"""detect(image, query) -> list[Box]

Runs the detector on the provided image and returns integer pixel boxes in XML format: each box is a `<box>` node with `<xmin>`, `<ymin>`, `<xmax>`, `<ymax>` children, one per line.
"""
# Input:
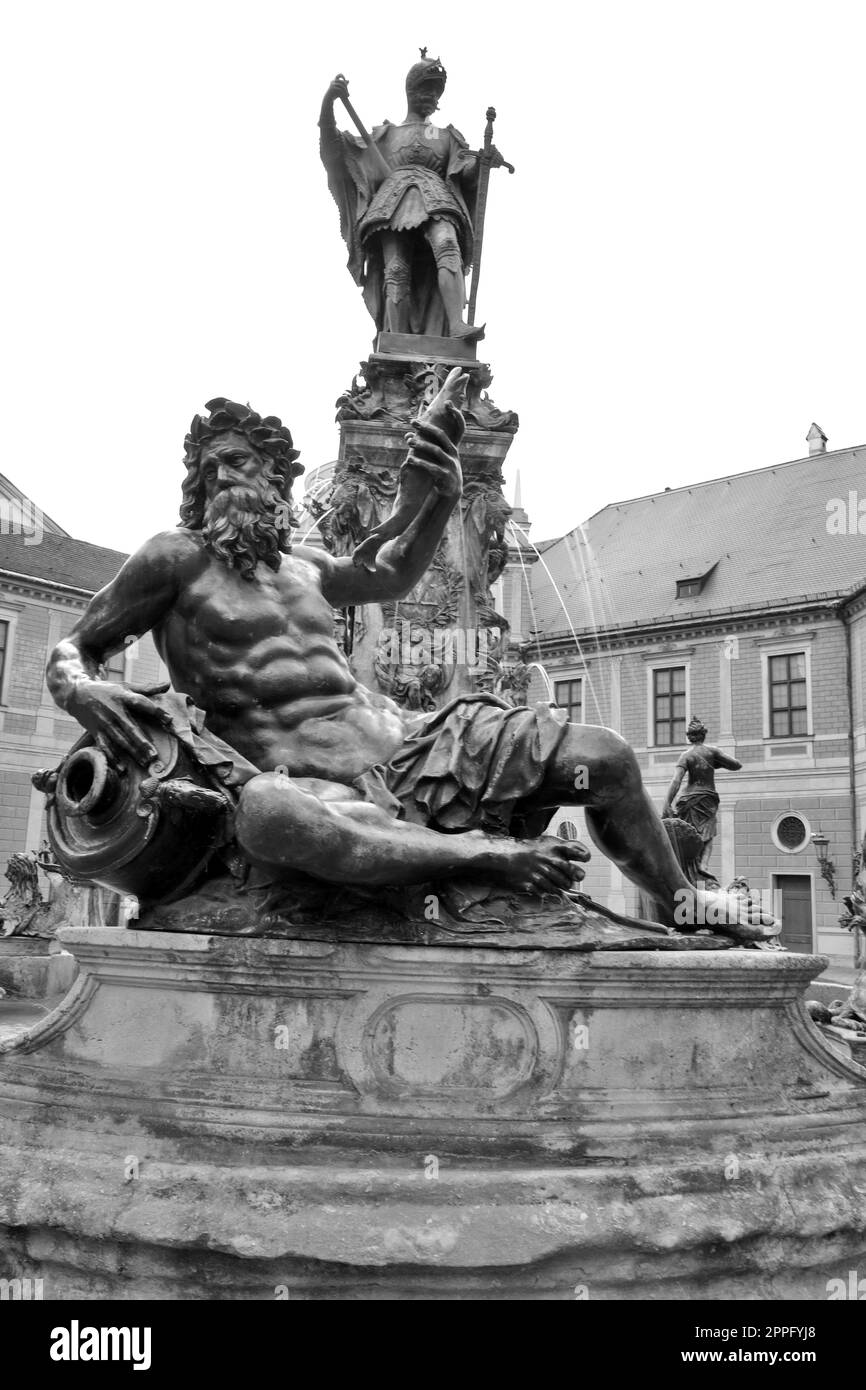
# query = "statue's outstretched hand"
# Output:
<box><xmin>405</xmin><ymin>418</ymin><xmax>463</xmax><ymax>501</ymax></box>
<box><xmin>67</xmin><ymin>679</ymin><xmax>174</xmax><ymax>768</ymax></box>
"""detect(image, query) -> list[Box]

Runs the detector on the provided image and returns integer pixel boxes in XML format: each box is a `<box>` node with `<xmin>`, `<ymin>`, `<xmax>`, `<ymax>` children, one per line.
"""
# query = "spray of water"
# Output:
<box><xmin>566</xmin><ymin>522</ymin><xmax>647</xmax><ymax>728</ymax></box>
<box><xmin>508</xmin><ymin>519</ymin><xmax>604</xmax><ymax>723</ymax></box>
<box><xmin>509</xmin><ymin>524</ymin><xmax>546</xmax><ymax>660</ymax></box>
<box><xmin>526</xmin><ymin>660</ymin><xmax>554</xmax><ymax>701</ymax></box>
<box><xmin>297</xmin><ymin>505</ymin><xmax>335</xmax><ymax>546</ymax></box>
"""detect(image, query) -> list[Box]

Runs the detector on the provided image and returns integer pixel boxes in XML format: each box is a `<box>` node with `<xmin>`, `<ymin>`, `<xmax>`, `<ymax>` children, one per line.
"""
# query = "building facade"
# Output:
<box><xmin>529</xmin><ymin>434</ymin><xmax>866</xmax><ymax>973</ymax></box>
<box><xmin>0</xmin><ymin>499</ymin><xmax>164</xmax><ymax>878</ymax></box>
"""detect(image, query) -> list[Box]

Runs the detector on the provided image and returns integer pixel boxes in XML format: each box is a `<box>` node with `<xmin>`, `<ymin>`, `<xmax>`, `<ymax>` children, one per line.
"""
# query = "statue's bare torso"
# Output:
<box><xmin>154</xmin><ymin>535</ymin><xmax>405</xmax><ymax>781</ymax></box>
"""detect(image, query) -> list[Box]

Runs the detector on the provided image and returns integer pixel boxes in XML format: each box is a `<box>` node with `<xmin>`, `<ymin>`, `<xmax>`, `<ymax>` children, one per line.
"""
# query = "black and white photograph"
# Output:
<box><xmin>0</xmin><ymin>0</ymin><xmax>865</xmax><ymax>1344</ymax></box>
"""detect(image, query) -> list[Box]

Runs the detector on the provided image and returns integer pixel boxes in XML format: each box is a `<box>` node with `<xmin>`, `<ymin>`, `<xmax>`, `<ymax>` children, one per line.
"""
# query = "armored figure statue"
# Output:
<box><xmin>319</xmin><ymin>54</ymin><xmax>506</xmax><ymax>340</ymax></box>
<box><xmin>40</xmin><ymin>390</ymin><xmax>777</xmax><ymax>945</ymax></box>
<box><xmin>663</xmin><ymin>717</ymin><xmax>742</xmax><ymax>878</ymax></box>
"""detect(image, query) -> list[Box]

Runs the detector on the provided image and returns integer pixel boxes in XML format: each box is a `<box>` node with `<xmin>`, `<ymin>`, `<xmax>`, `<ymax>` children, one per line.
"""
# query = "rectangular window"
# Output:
<box><xmin>768</xmin><ymin>652</ymin><xmax>808</xmax><ymax>737</ymax></box>
<box><xmin>555</xmin><ymin>678</ymin><xmax>583</xmax><ymax>723</ymax></box>
<box><xmin>0</xmin><ymin>620</ymin><xmax>7</xmax><ymax>696</ymax></box>
<box><xmin>653</xmin><ymin>666</ymin><xmax>686</xmax><ymax>746</ymax></box>
<box><xmin>676</xmin><ymin>578</ymin><xmax>702</xmax><ymax>598</ymax></box>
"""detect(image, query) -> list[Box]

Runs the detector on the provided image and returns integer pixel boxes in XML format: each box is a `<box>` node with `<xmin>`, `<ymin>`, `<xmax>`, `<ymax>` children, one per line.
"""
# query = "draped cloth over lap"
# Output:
<box><xmin>386</xmin><ymin>694</ymin><xmax>568</xmax><ymax>833</ymax></box>
<box><xmin>156</xmin><ymin>690</ymin><xmax>568</xmax><ymax>839</ymax></box>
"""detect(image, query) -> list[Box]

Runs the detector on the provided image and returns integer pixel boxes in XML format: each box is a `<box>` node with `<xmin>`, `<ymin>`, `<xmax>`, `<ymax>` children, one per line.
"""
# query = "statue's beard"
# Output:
<box><xmin>202</xmin><ymin>479</ymin><xmax>291</xmax><ymax>581</ymax></box>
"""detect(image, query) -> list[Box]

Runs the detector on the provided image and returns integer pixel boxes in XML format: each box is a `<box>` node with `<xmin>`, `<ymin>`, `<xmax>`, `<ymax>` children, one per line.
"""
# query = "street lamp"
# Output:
<box><xmin>811</xmin><ymin>832</ymin><xmax>836</xmax><ymax>898</ymax></box>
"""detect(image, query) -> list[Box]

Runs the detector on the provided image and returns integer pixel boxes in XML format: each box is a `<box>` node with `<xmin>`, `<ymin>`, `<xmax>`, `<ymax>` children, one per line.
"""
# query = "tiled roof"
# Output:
<box><xmin>530</xmin><ymin>444</ymin><xmax>866</xmax><ymax>637</ymax></box>
<box><xmin>0</xmin><ymin>530</ymin><xmax>126</xmax><ymax>594</ymax></box>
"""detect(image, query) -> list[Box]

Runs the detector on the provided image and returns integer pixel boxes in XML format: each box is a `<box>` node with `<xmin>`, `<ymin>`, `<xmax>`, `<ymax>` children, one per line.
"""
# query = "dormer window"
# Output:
<box><xmin>675</xmin><ymin>561</ymin><xmax>717</xmax><ymax>600</ymax></box>
<box><xmin>676</xmin><ymin>577</ymin><xmax>703</xmax><ymax>598</ymax></box>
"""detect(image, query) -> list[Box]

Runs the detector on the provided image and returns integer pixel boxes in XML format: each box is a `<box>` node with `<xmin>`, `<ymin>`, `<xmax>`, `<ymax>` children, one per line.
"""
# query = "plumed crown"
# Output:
<box><xmin>405</xmin><ymin>49</ymin><xmax>447</xmax><ymax>98</ymax></box>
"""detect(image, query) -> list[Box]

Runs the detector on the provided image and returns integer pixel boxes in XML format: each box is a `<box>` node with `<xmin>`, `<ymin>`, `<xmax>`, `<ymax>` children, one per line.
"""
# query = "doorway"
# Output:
<box><xmin>774</xmin><ymin>874</ymin><xmax>814</xmax><ymax>953</ymax></box>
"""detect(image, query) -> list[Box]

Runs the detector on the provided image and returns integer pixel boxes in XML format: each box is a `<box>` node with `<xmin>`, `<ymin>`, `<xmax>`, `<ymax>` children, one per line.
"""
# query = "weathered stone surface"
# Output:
<box><xmin>1</xmin><ymin>928</ymin><xmax>865</xmax><ymax>1298</ymax></box>
<box><xmin>0</xmin><ymin>938</ymin><xmax>77</xmax><ymax>999</ymax></box>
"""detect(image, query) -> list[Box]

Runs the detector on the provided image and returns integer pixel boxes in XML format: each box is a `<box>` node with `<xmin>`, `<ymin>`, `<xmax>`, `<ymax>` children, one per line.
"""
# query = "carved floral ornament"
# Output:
<box><xmin>335</xmin><ymin>359</ymin><xmax>517</xmax><ymax>432</ymax></box>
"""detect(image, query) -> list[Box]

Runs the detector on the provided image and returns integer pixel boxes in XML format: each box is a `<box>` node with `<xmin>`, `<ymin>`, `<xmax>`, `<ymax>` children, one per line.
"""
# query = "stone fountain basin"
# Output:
<box><xmin>0</xmin><ymin>934</ymin><xmax>77</xmax><ymax>999</ymax></box>
<box><xmin>0</xmin><ymin>926</ymin><xmax>865</xmax><ymax>1298</ymax></box>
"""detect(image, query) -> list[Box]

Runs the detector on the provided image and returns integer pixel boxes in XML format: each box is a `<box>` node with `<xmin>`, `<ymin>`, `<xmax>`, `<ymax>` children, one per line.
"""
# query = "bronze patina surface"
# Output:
<box><xmin>37</xmin><ymin>385</ymin><xmax>775</xmax><ymax>947</ymax></box>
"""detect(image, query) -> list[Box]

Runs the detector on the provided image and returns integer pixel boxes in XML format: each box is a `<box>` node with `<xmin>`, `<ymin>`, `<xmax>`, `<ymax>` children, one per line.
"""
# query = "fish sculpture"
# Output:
<box><xmin>351</xmin><ymin>366</ymin><xmax>468</xmax><ymax>571</ymax></box>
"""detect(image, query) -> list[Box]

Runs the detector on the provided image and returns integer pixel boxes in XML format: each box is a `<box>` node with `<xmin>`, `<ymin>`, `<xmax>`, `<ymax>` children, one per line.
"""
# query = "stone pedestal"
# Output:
<box><xmin>1</xmin><ymin>927</ymin><xmax>865</xmax><ymax>1298</ymax></box>
<box><xmin>0</xmin><ymin>937</ymin><xmax>77</xmax><ymax>1000</ymax></box>
<box><xmin>317</xmin><ymin>349</ymin><xmax>518</xmax><ymax>711</ymax></box>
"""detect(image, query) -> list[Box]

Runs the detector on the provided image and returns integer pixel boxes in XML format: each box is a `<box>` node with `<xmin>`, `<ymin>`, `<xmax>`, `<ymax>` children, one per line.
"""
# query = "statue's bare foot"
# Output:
<box><xmin>493</xmin><ymin>836</ymin><xmax>590</xmax><ymax>895</ymax></box>
<box><xmin>688</xmin><ymin>886</ymin><xmax>781</xmax><ymax>943</ymax></box>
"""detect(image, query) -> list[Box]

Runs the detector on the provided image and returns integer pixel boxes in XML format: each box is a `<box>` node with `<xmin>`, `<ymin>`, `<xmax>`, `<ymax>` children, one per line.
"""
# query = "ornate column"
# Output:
<box><xmin>313</xmin><ymin>346</ymin><xmax>518</xmax><ymax>712</ymax></box>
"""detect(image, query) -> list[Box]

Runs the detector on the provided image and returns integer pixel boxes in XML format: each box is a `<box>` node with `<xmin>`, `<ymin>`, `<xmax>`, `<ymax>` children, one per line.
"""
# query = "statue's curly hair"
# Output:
<box><xmin>179</xmin><ymin>397</ymin><xmax>304</xmax><ymax>530</ymax></box>
<box><xmin>5</xmin><ymin>852</ymin><xmax>39</xmax><ymax>898</ymax></box>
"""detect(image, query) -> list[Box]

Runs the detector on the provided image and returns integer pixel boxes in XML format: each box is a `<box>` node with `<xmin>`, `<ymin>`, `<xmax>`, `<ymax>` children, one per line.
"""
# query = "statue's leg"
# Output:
<box><xmin>380</xmin><ymin>233</ymin><xmax>411</xmax><ymax>334</ymax></box>
<box><xmin>532</xmin><ymin>725</ymin><xmax>776</xmax><ymax>935</ymax></box>
<box><xmin>423</xmin><ymin>221</ymin><xmax>469</xmax><ymax>335</ymax></box>
<box><xmin>234</xmin><ymin>771</ymin><xmax>588</xmax><ymax>894</ymax></box>
<box><xmin>532</xmin><ymin>725</ymin><xmax>689</xmax><ymax>910</ymax></box>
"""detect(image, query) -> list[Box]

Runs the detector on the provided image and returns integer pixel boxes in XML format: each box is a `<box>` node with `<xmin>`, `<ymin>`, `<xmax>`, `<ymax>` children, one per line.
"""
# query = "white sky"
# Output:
<box><xmin>3</xmin><ymin>0</ymin><xmax>865</xmax><ymax>554</ymax></box>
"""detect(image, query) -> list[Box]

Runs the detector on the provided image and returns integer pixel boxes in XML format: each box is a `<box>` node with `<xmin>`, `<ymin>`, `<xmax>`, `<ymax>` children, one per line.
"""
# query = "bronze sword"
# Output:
<box><xmin>467</xmin><ymin>107</ymin><xmax>515</xmax><ymax>327</ymax></box>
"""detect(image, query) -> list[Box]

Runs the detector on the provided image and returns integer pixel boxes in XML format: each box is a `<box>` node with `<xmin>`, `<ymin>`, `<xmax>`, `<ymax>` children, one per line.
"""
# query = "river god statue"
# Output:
<box><xmin>34</xmin><ymin>385</ymin><xmax>779</xmax><ymax>946</ymax></box>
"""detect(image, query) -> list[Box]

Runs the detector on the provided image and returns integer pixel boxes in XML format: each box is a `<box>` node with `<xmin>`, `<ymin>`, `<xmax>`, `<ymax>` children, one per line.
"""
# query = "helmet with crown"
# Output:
<box><xmin>405</xmin><ymin>47</ymin><xmax>447</xmax><ymax>100</ymax></box>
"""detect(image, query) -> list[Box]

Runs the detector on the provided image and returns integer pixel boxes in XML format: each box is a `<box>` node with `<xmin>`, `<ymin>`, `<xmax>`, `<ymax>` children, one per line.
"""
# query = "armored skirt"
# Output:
<box><xmin>355</xmin><ymin>125</ymin><xmax>474</xmax><ymax>259</ymax></box>
<box><xmin>358</xmin><ymin>165</ymin><xmax>470</xmax><ymax>246</ymax></box>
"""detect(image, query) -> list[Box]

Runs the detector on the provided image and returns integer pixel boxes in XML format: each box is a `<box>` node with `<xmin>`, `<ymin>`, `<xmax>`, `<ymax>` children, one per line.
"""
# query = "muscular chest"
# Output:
<box><xmin>170</xmin><ymin>557</ymin><xmax>334</xmax><ymax>648</ymax></box>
